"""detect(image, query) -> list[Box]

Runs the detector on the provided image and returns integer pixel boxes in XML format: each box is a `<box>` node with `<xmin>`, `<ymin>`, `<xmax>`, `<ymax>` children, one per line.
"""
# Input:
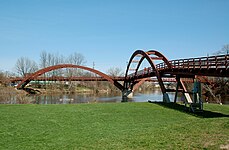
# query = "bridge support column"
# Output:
<box><xmin>122</xmin><ymin>89</ymin><xmax>133</xmax><ymax>102</ymax></box>
<box><xmin>163</xmin><ymin>93</ymin><xmax>170</xmax><ymax>103</ymax></box>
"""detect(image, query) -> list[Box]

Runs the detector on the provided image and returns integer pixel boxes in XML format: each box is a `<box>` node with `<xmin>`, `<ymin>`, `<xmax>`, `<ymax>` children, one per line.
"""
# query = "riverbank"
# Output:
<box><xmin>0</xmin><ymin>103</ymin><xmax>228</xmax><ymax>149</ymax></box>
<box><xmin>0</xmin><ymin>86</ymin><xmax>30</xmax><ymax>104</ymax></box>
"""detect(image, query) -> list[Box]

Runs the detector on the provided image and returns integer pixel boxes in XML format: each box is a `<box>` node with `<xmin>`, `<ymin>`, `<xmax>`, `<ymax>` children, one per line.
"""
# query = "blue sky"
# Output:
<box><xmin>0</xmin><ymin>0</ymin><xmax>228</xmax><ymax>73</ymax></box>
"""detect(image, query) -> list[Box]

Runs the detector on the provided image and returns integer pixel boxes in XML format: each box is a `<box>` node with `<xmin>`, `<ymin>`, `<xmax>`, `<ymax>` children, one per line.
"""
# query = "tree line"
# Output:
<box><xmin>15</xmin><ymin>51</ymin><xmax>123</xmax><ymax>78</ymax></box>
<box><xmin>15</xmin><ymin>51</ymin><xmax>87</xmax><ymax>77</ymax></box>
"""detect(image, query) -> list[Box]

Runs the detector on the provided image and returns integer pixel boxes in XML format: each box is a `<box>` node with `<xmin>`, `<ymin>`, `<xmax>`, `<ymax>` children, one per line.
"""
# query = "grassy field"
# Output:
<box><xmin>0</xmin><ymin>102</ymin><xmax>228</xmax><ymax>150</ymax></box>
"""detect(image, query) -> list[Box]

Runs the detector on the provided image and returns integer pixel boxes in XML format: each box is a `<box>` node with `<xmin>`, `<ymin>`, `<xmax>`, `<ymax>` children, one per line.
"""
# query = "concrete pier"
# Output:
<box><xmin>163</xmin><ymin>93</ymin><xmax>170</xmax><ymax>103</ymax></box>
<box><xmin>122</xmin><ymin>89</ymin><xmax>133</xmax><ymax>102</ymax></box>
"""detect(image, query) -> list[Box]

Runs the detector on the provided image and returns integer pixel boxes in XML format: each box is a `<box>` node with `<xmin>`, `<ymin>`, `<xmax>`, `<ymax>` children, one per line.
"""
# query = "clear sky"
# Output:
<box><xmin>0</xmin><ymin>0</ymin><xmax>228</xmax><ymax>73</ymax></box>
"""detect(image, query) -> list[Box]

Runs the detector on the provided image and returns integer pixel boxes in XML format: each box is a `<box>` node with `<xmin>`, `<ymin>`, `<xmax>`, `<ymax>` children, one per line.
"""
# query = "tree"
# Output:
<box><xmin>15</xmin><ymin>57</ymin><xmax>38</xmax><ymax>77</ymax></box>
<box><xmin>40</xmin><ymin>51</ymin><xmax>65</xmax><ymax>77</ymax></box>
<box><xmin>213</xmin><ymin>44</ymin><xmax>229</xmax><ymax>55</ymax></box>
<box><xmin>0</xmin><ymin>71</ymin><xmax>10</xmax><ymax>87</ymax></box>
<box><xmin>39</xmin><ymin>51</ymin><xmax>48</xmax><ymax>87</ymax></box>
<box><xmin>64</xmin><ymin>53</ymin><xmax>86</xmax><ymax>90</ymax></box>
<box><xmin>106</xmin><ymin>67</ymin><xmax>124</xmax><ymax>77</ymax></box>
<box><xmin>66</xmin><ymin>52</ymin><xmax>86</xmax><ymax>77</ymax></box>
<box><xmin>222</xmin><ymin>44</ymin><xmax>229</xmax><ymax>54</ymax></box>
<box><xmin>68</xmin><ymin>52</ymin><xmax>86</xmax><ymax>65</ymax></box>
<box><xmin>50</xmin><ymin>53</ymin><xmax>64</xmax><ymax>77</ymax></box>
<box><xmin>105</xmin><ymin>67</ymin><xmax>124</xmax><ymax>92</ymax></box>
<box><xmin>205</xmin><ymin>44</ymin><xmax>229</xmax><ymax>103</ymax></box>
<box><xmin>40</xmin><ymin>51</ymin><xmax>48</xmax><ymax>69</ymax></box>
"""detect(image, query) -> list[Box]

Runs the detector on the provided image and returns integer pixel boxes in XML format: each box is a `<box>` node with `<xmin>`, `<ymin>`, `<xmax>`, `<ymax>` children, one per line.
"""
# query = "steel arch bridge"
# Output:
<box><xmin>16</xmin><ymin>49</ymin><xmax>228</xmax><ymax>111</ymax></box>
<box><xmin>16</xmin><ymin>64</ymin><xmax>124</xmax><ymax>90</ymax></box>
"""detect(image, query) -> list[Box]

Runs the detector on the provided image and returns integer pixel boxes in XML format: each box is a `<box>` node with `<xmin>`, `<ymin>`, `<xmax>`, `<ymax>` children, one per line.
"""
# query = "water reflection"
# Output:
<box><xmin>33</xmin><ymin>93</ymin><xmax>121</xmax><ymax>104</ymax></box>
<box><xmin>2</xmin><ymin>89</ymin><xmax>228</xmax><ymax>104</ymax></box>
<box><xmin>30</xmin><ymin>90</ymin><xmax>178</xmax><ymax>104</ymax></box>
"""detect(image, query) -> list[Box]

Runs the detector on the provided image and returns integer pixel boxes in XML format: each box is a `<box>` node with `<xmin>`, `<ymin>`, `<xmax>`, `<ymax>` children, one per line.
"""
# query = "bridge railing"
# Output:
<box><xmin>156</xmin><ymin>54</ymin><xmax>228</xmax><ymax>70</ymax></box>
<box><xmin>127</xmin><ymin>54</ymin><xmax>228</xmax><ymax>78</ymax></box>
<box><xmin>127</xmin><ymin>67</ymin><xmax>154</xmax><ymax>79</ymax></box>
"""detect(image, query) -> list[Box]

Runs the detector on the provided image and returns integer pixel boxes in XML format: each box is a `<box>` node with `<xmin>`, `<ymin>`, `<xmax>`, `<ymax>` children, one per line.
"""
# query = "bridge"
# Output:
<box><xmin>11</xmin><ymin>76</ymin><xmax>215</xmax><ymax>83</ymax></box>
<box><xmin>14</xmin><ymin>50</ymin><xmax>228</xmax><ymax>112</ymax></box>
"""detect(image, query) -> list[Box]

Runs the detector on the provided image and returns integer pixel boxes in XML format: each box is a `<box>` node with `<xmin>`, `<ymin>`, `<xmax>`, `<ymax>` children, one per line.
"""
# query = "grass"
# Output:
<box><xmin>0</xmin><ymin>103</ymin><xmax>228</xmax><ymax>150</ymax></box>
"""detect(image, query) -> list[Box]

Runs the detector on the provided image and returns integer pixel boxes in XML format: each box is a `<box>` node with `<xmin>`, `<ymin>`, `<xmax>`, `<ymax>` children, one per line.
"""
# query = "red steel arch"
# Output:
<box><xmin>124</xmin><ymin>50</ymin><xmax>172</xmax><ymax>94</ymax></box>
<box><xmin>17</xmin><ymin>64</ymin><xmax>124</xmax><ymax>90</ymax></box>
<box><xmin>134</xmin><ymin>50</ymin><xmax>171</xmax><ymax>76</ymax></box>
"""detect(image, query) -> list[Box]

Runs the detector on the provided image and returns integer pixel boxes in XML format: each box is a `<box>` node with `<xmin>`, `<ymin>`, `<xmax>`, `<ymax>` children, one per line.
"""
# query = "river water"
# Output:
<box><xmin>29</xmin><ymin>90</ymin><xmax>178</xmax><ymax>104</ymax></box>
<box><xmin>3</xmin><ymin>89</ymin><xmax>228</xmax><ymax>104</ymax></box>
<box><xmin>3</xmin><ymin>90</ymin><xmax>228</xmax><ymax>104</ymax></box>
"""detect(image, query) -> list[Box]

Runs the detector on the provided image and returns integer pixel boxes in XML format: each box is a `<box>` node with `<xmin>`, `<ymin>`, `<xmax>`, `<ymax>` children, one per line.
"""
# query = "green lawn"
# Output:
<box><xmin>0</xmin><ymin>103</ymin><xmax>228</xmax><ymax>150</ymax></box>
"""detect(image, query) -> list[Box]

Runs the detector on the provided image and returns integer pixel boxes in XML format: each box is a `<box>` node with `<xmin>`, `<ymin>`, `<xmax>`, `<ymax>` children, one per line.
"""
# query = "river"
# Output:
<box><xmin>3</xmin><ymin>89</ymin><xmax>229</xmax><ymax>104</ymax></box>
<box><xmin>27</xmin><ymin>90</ymin><xmax>178</xmax><ymax>104</ymax></box>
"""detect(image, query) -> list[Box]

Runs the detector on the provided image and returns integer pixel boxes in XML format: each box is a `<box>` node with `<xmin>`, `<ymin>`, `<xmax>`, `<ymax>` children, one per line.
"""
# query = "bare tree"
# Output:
<box><xmin>64</xmin><ymin>52</ymin><xmax>86</xmax><ymax>90</ymax></box>
<box><xmin>39</xmin><ymin>51</ymin><xmax>49</xmax><ymax>88</ymax></box>
<box><xmin>15</xmin><ymin>57</ymin><xmax>38</xmax><ymax>77</ymax></box>
<box><xmin>38</xmin><ymin>51</ymin><xmax>87</xmax><ymax>90</ymax></box>
<box><xmin>222</xmin><ymin>44</ymin><xmax>229</xmax><ymax>54</ymax></box>
<box><xmin>205</xmin><ymin>44</ymin><xmax>229</xmax><ymax>103</ymax></box>
<box><xmin>106</xmin><ymin>67</ymin><xmax>124</xmax><ymax>77</ymax></box>
<box><xmin>50</xmin><ymin>53</ymin><xmax>63</xmax><ymax>76</ymax></box>
<box><xmin>0</xmin><ymin>71</ymin><xmax>10</xmax><ymax>87</ymax></box>
<box><xmin>40</xmin><ymin>52</ymin><xmax>65</xmax><ymax>77</ymax></box>
<box><xmin>213</xmin><ymin>44</ymin><xmax>229</xmax><ymax>55</ymax></box>
<box><xmin>66</xmin><ymin>52</ymin><xmax>86</xmax><ymax>77</ymax></box>
<box><xmin>39</xmin><ymin>51</ymin><xmax>65</xmax><ymax>89</ymax></box>
<box><xmin>40</xmin><ymin>51</ymin><xmax>48</xmax><ymax>69</ymax></box>
<box><xmin>47</xmin><ymin>53</ymin><xmax>51</xmax><ymax>67</ymax></box>
<box><xmin>68</xmin><ymin>52</ymin><xmax>86</xmax><ymax>65</ymax></box>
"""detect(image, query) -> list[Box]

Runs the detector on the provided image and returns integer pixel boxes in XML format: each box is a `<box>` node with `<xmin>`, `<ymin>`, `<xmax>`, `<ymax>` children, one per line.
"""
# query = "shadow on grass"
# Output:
<box><xmin>148</xmin><ymin>101</ymin><xmax>229</xmax><ymax>118</ymax></box>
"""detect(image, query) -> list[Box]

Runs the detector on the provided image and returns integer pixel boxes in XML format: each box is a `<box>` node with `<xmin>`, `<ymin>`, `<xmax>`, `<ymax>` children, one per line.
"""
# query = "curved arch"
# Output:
<box><xmin>17</xmin><ymin>64</ymin><xmax>124</xmax><ymax>90</ymax></box>
<box><xmin>132</xmin><ymin>78</ymin><xmax>150</xmax><ymax>92</ymax></box>
<box><xmin>124</xmin><ymin>50</ymin><xmax>172</xmax><ymax>94</ymax></box>
<box><xmin>146</xmin><ymin>50</ymin><xmax>171</xmax><ymax>68</ymax></box>
<box><xmin>124</xmin><ymin>50</ymin><xmax>144</xmax><ymax>78</ymax></box>
<box><xmin>133</xmin><ymin>50</ymin><xmax>171</xmax><ymax>76</ymax></box>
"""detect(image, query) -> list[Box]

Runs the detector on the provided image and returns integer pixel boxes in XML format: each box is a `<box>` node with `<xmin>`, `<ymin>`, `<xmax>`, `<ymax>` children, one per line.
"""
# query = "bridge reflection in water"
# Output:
<box><xmin>7</xmin><ymin>90</ymin><xmax>178</xmax><ymax>104</ymax></box>
<box><xmin>4</xmin><ymin>91</ymin><xmax>228</xmax><ymax>104</ymax></box>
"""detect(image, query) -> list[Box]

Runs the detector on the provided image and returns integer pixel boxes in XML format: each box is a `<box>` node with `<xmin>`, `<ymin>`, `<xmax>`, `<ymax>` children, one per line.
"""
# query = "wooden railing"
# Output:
<box><xmin>128</xmin><ymin>54</ymin><xmax>228</xmax><ymax>78</ymax></box>
<box><xmin>156</xmin><ymin>54</ymin><xmax>228</xmax><ymax>70</ymax></box>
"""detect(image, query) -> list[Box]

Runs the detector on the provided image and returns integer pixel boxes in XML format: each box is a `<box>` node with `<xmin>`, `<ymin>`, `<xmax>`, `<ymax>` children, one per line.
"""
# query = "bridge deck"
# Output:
<box><xmin>127</xmin><ymin>54</ymin><xmax>228</xmax><ymax>80</ymax></box>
